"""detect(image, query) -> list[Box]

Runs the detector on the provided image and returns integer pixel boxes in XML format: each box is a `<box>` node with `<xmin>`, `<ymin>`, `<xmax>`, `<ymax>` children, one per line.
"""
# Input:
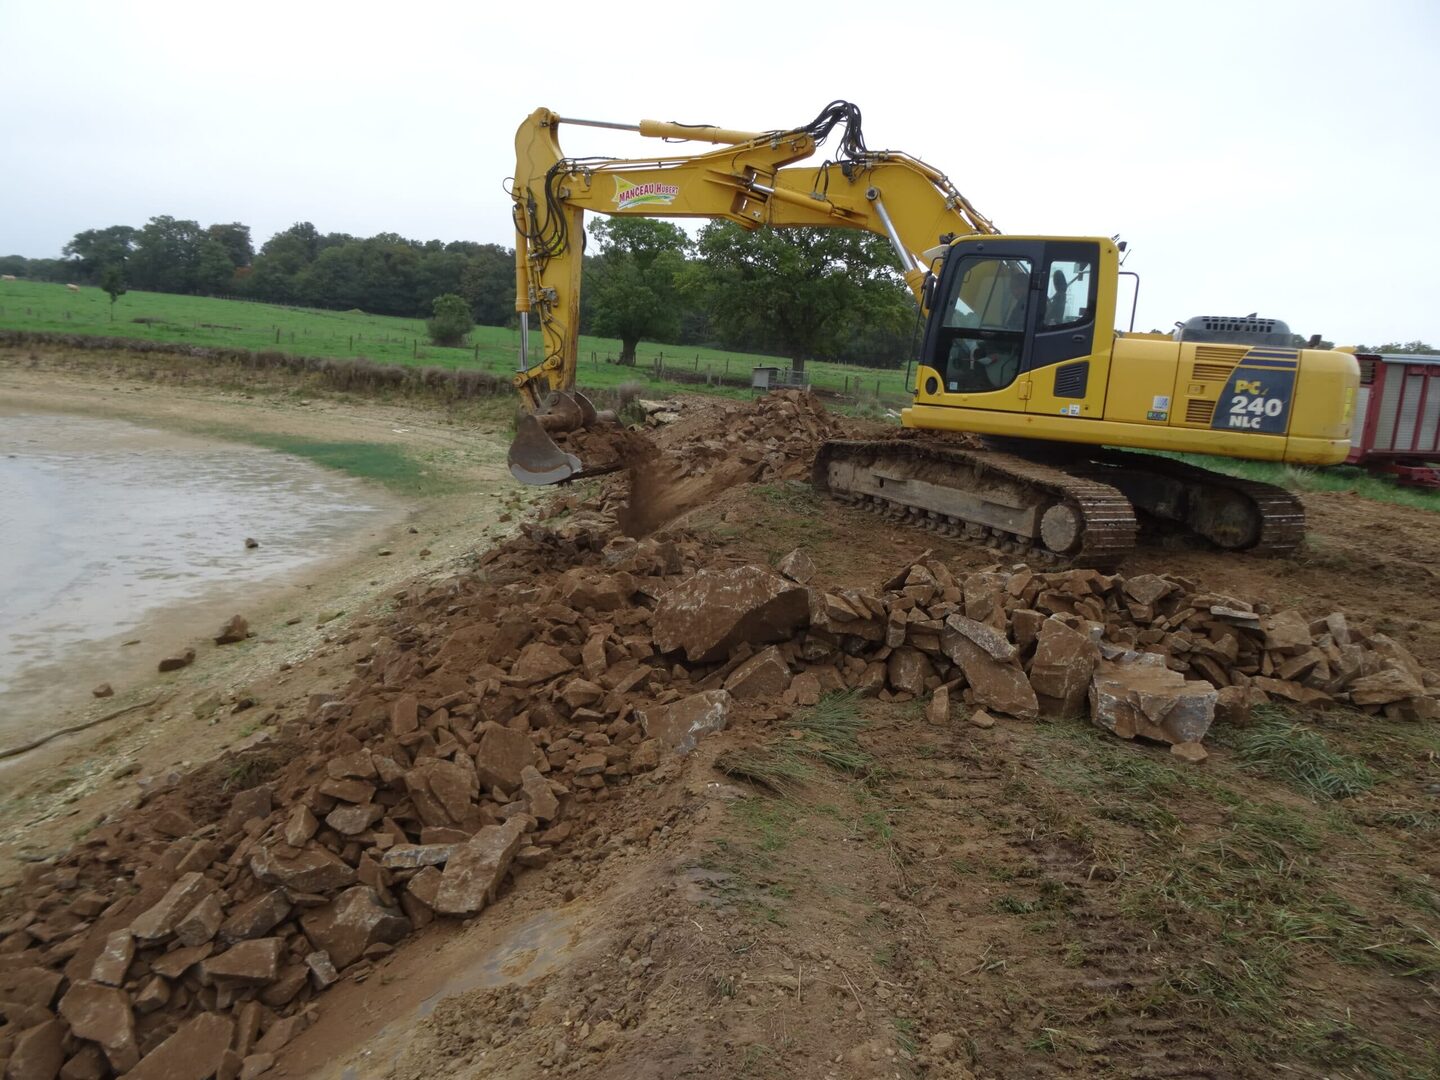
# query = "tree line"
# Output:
<box><xmin>1</xmin><ymin>216</ymin><xmax>920</xmax><ymax>372</ymax></box>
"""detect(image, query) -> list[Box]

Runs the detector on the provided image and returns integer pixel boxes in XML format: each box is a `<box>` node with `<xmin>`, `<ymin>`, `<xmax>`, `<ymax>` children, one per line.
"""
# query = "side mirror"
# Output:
<box><xmin>921</xmin><ymin>274</ymin><xmax>937</xmax><ymax>314</ymax></box>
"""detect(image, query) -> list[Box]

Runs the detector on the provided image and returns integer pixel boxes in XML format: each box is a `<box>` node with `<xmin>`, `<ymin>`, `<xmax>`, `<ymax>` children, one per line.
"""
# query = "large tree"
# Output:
<box><xmin>586</xmin><ymin>217</ymin><xmax>689</xmax><ymax>365</ymax></box>
<box><xmin>687</xmin><ymin>223</ymin><xmax>913</xmax><ymax>374</ymax></box>
<box><xmin>63</xmin><ymin>225</ymin><xmax>138</xmax><ymax>282</ymax></box>
<box><xmin>127</xmin><ymin>216</ymin><xmax>208</xmax><ymax>293</ymax></box>
<box><xmin>206</xmin><ymin>223</ymin><xmax>254</xmax><ymax>269</ymax></box>
<box><xmin>458</xmin><ymin>244</ymin><xmax>516</xmax><ymax>326</ymax></box>
<box><xmin>246</xmin><ymin>222</ymin><xmax>321</xmax><ymax>302</ymax></box>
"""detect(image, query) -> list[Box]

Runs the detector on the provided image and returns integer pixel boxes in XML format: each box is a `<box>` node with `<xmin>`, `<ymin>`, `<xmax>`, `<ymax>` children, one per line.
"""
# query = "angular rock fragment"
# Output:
<box><xmin>926</xmin><ymin>686</ymin><xmax>951</xmax><ymax>725</ymax></box>
<box><xmin>158</xmin><ymin>649</ymin><xmax>196</xmax><ymax>673</ymax></box>
<box><xmin>474</xmin><ymin>725</ymin><xmax>537</xmax><ymax>792</ymax></box>
<box><xmin>149</xmin><ymin>944</ymin><xmax>214</xmax><ymax>979</ymax></box>
<box><xmin>1349</xmin><ymin>667</ymin><xmax>1425</xmax><ymax>707</ymax></box>
<box><xmin>1170</xmin><ymin>741</ymin><xmax>1209</xmax><ymax>764</ymax></box>
<box><xmin>943</xmin><ymin>614</ymin><xmax>1017</xmax><ymax>663</ymax></box>
<box><xmin>306</xmin><ymin>950</ymin><xmax>340</xmax><ymax>989</ymax></box>
<box><xmin>174</xmin><ymin>893</ymin><xmax>224</xmax><ymax>948</ymax></box>
<box><xmin>300</xmin><ymin>886</ymin><xmax>411</xmax><ymax>969</ymax></box>
<box><xmin>90</xmin><ymin>930</ymin><xmax>135</xmax><ymax>986</ymax></box>
<box><xmin>651</xmin><ymin>567</ymin><xmax>809</xmax><ymax>663</ymax></box>
<box><xmin>520</xmin><ymin>766</ymin><xmax>559</xmax><ymax>823</ymax></box>
<box><xmin>214</xmin><ymin>615</ymin><xmax>250</xmax><ymax>645</ymax></box>
<box><xmin>130</xmin><ymin>872</ymin><xmax>212</xmax><ymax>942</ymax></box>
<box><xmin>1027</xmin><ymin>618</ymin><xmax>1097</xmax><ymax>718</ymax></box>
<box><xmin>776</xmin><ymin>548</ymin><xmax>816</xmax><ymax>584</ymax></box>
<box><xmin>326</xmin><ymin>801</ymin><xmax>384</xmax><ymax>836</ymax></box>
<box><xmin>1089</xmin><ymin>658</ymin><xmax>1216</xmax><ymax>745</ymax></box>
<box><xmin>1262</xmin><ymin>610</ymin><xmax>1311</xmax><ymax>652</ymax></box>
<box><xmin>8</xmin><ymin>1018</ymin><xmax>65</xmax><ymax>1080</ymax></box>
<box><xmin>510</xmin><ymin>642</ymin><xmax>573</xmax><ymax>685</ymax></box>
<box><xmin>59</xmin><ymin>981</ymin><xmax>138</xmax><ymax>1072</ymax></box>
<box><xmin>201</xmin><ymin>938</ymin><xmax>284</xmax><ymax>987</ymax></box>
<box><xmin>249</xmin><ymin>845</ymin><xmax>356</xmax><ymax>894</ymax></box>
<box><xmin>432</xmin><ymin>818</ymin><xmax>528</xmax><ymax>916</ymax></box>
<box><xmin>723</xmin><ymin>646</ymin><xmax>792</xmax><ymax>701</ymax></box>
<box><xmin>790</xmin><ymin>670</ymin><xmax>822</xmax><ymax>706</ymax></box>
<box><xmin>886</xmin><ymin>647</ymin><xmax>930</xmax><ymax>696</ymax></box>
<box><xmin>638</xmin><ymin>690</ymin><xmax>733</xmax><ymax>754</ymax></box>
<box><xmin>389</xmin><ymin>694</ymin><xmax>419</xmax><ymax>736</ymax></box>
<box><xmin>124</xmin><ymin>1011</ymin><xmax>234</xmax><ymax>1080</ymax></box>
<box><xmin>219</xmin><ymin>890</ymin><xmax>292</xmax><ymax>944</ymax></box>
<box><xmin>283</xmin><ymin>805</ymin><xmax>319</xmax><ymax>847</ymax></box>
<box><xmin>946</xmin><ymin>635</ymin><xmax>1038</xmax><ymax>721</ymax></box>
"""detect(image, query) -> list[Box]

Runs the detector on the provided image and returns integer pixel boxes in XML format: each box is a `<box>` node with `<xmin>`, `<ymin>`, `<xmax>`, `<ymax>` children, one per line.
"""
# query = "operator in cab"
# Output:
<box><xmin>945</xmin><ymin>268</ymin><xmax>1026</xmax><ymax>392</ymax></box>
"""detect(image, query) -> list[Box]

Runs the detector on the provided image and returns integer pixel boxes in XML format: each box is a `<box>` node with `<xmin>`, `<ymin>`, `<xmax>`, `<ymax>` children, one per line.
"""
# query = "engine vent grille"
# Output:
<box><xmin>1191</xmin><ymin>345</ymin><xmax>1243</xmax><ymax>384</ymax></box>
<box><xmin>1194</xmin><ymin>345</ymin><xmax>1246</xmax><ymax>363</ymax></box>
<box><xmin>1053</xmin><ymin>360</ymin><xmax>1089</xmax><ymax>399</ymax></box>
<box><xmin>1186</xmin><ymin>399</ymin><xmax>1216</xmax><ymax>425</ymax></box>
<box><xmin>1359</xmin><ymin>358</ymin><xmax>1377</xmax><ymax>385</ymax></box>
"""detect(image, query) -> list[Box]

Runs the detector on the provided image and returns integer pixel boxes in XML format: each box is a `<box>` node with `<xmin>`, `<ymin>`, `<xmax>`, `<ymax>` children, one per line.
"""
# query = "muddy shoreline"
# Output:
<box><xmin>0</xmin><ymin>359</ymin><xmax>526</xmax><ymax>885</ymax></box>
<box><xmin>0</xmin><ymin>408</ymin><xmax>408</xmax><ymax>744</ymax></box>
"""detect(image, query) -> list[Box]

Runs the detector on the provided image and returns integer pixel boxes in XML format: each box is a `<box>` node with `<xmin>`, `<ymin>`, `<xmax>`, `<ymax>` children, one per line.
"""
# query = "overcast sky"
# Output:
<box><xmin>2</xmin><ymin>0</ymin><xmax>1436</xmax><ymax>345</ymax></box>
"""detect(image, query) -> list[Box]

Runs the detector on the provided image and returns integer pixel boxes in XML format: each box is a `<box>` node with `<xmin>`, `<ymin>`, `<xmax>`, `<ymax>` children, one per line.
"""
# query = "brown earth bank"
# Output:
<box><xmin>0</xmin><ymin>361</ymin><xmax>1437</xmax><ymax>1080</ymax></box>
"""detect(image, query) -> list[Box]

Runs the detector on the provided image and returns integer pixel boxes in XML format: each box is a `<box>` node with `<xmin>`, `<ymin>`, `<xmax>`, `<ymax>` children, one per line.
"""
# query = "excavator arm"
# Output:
<box><xmin>507</xmin><ymin>102</ymin><xmax>996</xmax><ymax>482</ymax></box>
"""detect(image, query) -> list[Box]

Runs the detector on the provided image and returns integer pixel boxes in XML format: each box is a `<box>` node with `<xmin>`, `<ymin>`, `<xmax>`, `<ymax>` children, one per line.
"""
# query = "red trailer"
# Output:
<box><xmin>1347</xmin><ymin>352</ymin><xmax>1440</xmax><ymax>488</ymax></box>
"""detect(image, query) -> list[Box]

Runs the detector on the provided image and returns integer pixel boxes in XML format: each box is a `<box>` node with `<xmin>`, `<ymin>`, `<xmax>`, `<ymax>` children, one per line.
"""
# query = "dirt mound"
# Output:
<box><xmin>610</xmin><ymin>388</ymin><xmax>843</xmax><ymax>537</ymax></box>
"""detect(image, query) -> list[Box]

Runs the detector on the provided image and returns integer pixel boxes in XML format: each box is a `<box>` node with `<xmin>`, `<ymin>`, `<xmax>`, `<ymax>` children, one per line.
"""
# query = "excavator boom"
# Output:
<box><xmin>509</xmin><ymin>102</ymin><xmax>996</xmax><ymax>480</ymax></box>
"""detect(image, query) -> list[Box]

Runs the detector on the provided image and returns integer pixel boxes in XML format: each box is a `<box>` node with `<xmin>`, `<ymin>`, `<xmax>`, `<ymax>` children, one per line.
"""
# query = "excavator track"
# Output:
<box><xmin>813</xmin><ymin>439</ymin><xmax>1138</xmax><ymax>570</ymax></box>
<box><xmin>1087</xmin><ymin>449</ymin><xmax>1306</xmax><ymax>556</ymax></box>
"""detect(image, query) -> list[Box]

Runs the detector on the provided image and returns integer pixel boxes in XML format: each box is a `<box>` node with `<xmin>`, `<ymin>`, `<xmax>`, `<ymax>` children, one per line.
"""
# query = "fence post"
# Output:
<box><xmin>349</xmin><ymin>335</ymin><xmax>353</xmax><ymax>351</ymax></box>
<box><xmin>275</xmin><ymin>327</ymin><xmax>280</xmax><ymax>343</ymax></box>
<box><xmin>694</xmin><ymin>354</ymin><xmax>699</xmax><ymax>370</ymax></box>
<box><xmin>474</xmin><ymin>343</ymin><xmax>480</xmax><ymax>362</ymax></box>
<box><xmin>413</xmin><ymin>339</ymin><xmax>418</xmax><ymax>359</ymax></box>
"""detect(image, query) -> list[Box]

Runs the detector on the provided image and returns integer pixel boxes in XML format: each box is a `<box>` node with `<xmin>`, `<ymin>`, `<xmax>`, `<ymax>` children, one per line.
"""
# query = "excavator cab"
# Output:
<box><xmin>916</xmin><ymin>236</ymin><xmax>1105</xmax><ymax>407</ymax></box>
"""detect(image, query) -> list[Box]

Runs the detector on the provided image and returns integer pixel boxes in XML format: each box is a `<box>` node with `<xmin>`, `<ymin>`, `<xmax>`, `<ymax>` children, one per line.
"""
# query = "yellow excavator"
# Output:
<box><xmin>508</xmin><ymin>101</ymin><xmax>1359</xmax><ymax>566</ymax></box>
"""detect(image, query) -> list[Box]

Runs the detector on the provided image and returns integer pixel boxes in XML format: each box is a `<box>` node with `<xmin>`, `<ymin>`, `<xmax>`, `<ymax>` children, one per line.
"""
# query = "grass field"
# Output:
<box><xmin>0</xmin><ymin>280</ymin><xmax>914</xmax><ymax>402</ymax></box>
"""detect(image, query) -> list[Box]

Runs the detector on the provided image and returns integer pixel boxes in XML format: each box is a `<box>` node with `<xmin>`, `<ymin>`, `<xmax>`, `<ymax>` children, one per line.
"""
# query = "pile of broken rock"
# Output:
<box><xmin>3</xmin><ymin>504</ymin><xmax>1435</xmax><ymax>1078</ymax></box>
<box><xmin>653</xmin><ymin>388</ymin><xmax>842</xmax><ymax>482</ymax></box>
<box><xmin>805</xmin><ymin>553</ymin><xmax>1439</xmax><ymax>756</ymax></box>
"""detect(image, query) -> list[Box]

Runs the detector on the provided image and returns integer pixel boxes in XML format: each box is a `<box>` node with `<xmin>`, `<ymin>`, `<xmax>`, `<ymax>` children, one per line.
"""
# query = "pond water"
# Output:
<box><xmin>0</xmin><ymin>410</ymin><xmax>398</xmax><ymax>743</ymax></box>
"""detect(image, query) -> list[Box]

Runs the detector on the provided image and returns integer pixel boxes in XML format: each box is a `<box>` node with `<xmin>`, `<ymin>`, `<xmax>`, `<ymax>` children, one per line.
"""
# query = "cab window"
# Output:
<box><xmin>937</xmin><ymin>256</ymin><xmax>1030</xmax><ymax>393</ymax></box>
<box><xmin>1040</xmin><ymin>256</ymin><xmax>1094</xmax><ymax>329</ymax></box>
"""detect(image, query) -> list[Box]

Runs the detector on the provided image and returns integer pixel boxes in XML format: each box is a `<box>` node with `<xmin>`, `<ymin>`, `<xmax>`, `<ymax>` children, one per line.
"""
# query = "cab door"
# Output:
<box><xmin>1024</xmin><ymin>240</ymin><xmax>1111</xmax><ymax>420</ymax></box>
<box><xmin>916</xmin><ymin>238</ymin><xmax>1046</xmax><ymax>415</ymax></box>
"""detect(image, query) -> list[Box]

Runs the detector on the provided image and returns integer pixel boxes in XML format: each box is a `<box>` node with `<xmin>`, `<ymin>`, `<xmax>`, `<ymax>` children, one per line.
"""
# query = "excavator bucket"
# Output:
<box><xmin>507</xmin><ymin>389</ymin><xmax>617</xmax><ymax>485</ymax></box>
<box><xmin>509</xmin><ymin>412</ymin><xmax>584</xmax><ymax>485</ymax></box>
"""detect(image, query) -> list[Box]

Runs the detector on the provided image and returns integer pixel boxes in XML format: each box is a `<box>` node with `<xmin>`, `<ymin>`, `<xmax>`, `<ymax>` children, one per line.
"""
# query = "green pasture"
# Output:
<box><xmin>0</xmin><ymin>280</ymin><xmax>914</xmax><ymax>401</ymax></box>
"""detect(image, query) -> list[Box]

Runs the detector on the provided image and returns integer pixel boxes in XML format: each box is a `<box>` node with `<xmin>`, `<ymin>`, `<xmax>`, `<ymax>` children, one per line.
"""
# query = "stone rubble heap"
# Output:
<box><xmin>2</xmin><ymin>392</ymin><xmax>1435</xmax><ymax>1078</ymax></box>
<box><xmin>652</xmin><ymin>388</ymin><xmax>842</xmax><ymax>482</ymax></box>
<box><xmin>802</xmin><ymin>554</ymin><xmax>1439</xmax><ymax>749</ymax></box>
